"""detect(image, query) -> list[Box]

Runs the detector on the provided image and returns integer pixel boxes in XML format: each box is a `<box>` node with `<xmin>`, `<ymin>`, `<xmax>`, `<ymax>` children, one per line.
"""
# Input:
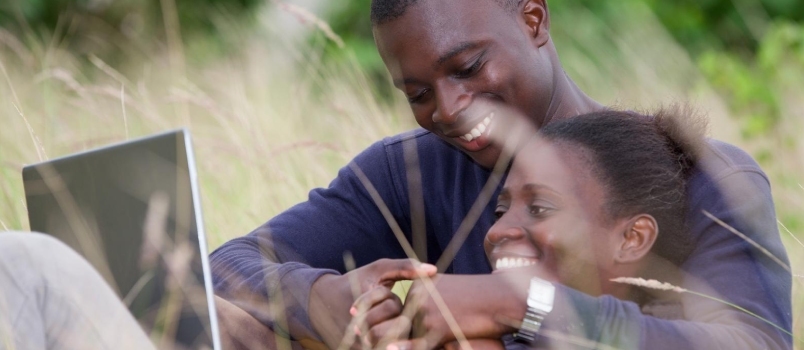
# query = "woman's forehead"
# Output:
<box><xmin>508</xmin><ymin>139</ymin><xmax>602</xmax><ymax>202</ymax></box>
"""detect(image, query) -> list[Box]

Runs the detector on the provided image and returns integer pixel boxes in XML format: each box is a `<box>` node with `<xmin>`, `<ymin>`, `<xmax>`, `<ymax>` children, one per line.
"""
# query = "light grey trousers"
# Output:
<box><xmin>0</xmin><ymin>231</ymin><xmax>155</xmax><ymax>350</ymax></box>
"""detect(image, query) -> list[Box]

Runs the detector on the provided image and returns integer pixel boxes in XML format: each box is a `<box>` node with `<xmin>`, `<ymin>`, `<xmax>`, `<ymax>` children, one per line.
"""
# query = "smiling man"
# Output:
<box><xmin>372</xmin><ymin>0</ymin><xmax>600</xmax><ymax>169</ymax></box>
<box><xmin>209</xmin><ymin>0</ymin><xmax>791</xmax><ymax>349</ymax></box>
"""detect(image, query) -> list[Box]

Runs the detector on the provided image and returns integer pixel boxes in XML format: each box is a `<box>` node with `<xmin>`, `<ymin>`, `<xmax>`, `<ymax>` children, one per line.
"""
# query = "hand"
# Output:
<box><xmin>387</xmin><ymin>336</ymin><xmax>507</xmax><ymax>350</ymax></box>
<box><xmin>442</xmin><ymin>339</ymin><xmax>506</xmax><ymax>350</ymax></box>
<box><xmin>351</xmin><ymin>285</ymin><xmax>412</xmax><ymax>349</ymax></box>
<box><xmin>386</xmin><ymin>268</ymin><xmax>548</xmax><ymax>349</ymax></box>
<box><xmin>308</xmin><ymin>259</ymin><xmax>437</xmax><ymax>349</ymax></box>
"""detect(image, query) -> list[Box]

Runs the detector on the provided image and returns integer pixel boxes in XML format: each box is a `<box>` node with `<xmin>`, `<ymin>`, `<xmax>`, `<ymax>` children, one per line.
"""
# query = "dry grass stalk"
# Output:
<box><xmin>703</xmin><ymin>210</ymin><xmax>791</xmax><ymax>273</ymax></box>
<box><xmin>610</xmin><ymin>277</ymin><xmax>687</xmax><ymax>293</ymax></box>
<box><xmin>611</xmin><ymin>277</ymin><xmax>793</xmax><ymax>337</ymax></box>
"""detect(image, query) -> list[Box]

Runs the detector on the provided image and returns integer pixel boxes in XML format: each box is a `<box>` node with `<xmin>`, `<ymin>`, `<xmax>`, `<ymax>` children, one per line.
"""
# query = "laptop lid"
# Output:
<box><xmin>22</xmin><ymin>129</ymin><xmax>221</xmax><ymax>350</ymax></box>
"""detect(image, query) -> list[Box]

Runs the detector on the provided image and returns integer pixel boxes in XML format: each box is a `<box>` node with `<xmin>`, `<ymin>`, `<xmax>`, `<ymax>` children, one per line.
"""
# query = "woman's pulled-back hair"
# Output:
<box><xmin>538</xmin><ymin>107</ymin><xmax>707</xmax><ymax>265</ymax></box>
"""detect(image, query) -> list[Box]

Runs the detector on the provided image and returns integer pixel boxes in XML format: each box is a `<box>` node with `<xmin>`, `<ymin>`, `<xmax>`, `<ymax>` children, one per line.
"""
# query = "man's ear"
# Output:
<box><xmin>521</xmin><ymin>0</ymin><xmax>550</xmax><ymax>47</ymax></box>
<box><xmin>615</xmin><ymin>214</ymin><xmax>658</xmax><ymax>264</ymax></box>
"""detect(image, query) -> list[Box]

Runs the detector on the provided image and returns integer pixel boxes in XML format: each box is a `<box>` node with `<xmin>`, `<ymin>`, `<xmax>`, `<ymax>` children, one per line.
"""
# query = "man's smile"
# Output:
<box><xmin>440</xmin><ymin>112</ymin><xmax>497</xmax><ymax>152</ymax></box>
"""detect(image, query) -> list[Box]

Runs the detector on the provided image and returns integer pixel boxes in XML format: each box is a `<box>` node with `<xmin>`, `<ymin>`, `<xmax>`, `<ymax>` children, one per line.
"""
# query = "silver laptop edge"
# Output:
<box><xmin>184</xmin><ymin>130</ymin><xmax>222</xmax><ymax>350</ymax></box>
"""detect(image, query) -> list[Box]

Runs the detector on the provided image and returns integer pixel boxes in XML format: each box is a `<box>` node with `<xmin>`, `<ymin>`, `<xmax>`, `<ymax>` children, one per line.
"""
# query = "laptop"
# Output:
<box><xmin>22</xmin><ymin>129</ymin><xmax>221</xmax><ymax>350</ymax></box>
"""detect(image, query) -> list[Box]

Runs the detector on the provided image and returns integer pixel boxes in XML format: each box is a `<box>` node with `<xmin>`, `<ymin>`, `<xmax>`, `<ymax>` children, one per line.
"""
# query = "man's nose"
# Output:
<box><xmin>432</xmin><ymin>84</ymin><xmax>471</xmax><ymax>124</ymax></box>
<box><xmin>486</xmin><ymin>220</ymin><xmax>526</xmax><ymax>245</ymax></box>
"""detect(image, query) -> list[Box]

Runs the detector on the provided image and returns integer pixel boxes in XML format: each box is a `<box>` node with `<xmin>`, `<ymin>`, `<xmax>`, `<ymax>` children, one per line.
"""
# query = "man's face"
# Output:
<box><xmin>483</xmin><ymin>138</ymin><xmax>627</xmax><ymax>296</ymax></box>
<box><xmin>373</xmin><ymin>0</ymin><xmax>554</xmax><ymax>168</ymax></box>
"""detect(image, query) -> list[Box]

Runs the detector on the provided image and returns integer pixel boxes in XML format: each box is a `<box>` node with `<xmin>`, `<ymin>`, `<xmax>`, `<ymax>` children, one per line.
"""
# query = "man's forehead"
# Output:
<box><xmin>374</xmin><ymin>1</ymin><xmax>503</xmax><ymax>67</ymax></box>
<box><xmin>371</xmin><ymin>0</ymin><xmax>509</xmax><ymax>25</ymax></box>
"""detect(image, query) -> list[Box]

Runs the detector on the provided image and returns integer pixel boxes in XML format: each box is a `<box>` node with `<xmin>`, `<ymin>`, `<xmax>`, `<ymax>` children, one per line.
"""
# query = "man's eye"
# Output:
<box><xmin>455</xmin><ymin>59</ymin><xmax>482</xmax><ymax>79</ymax></box>
<box><xmin>407</xmin><ymin>89</ymin><xmax>430</xmax><ymax>103</ymax></box>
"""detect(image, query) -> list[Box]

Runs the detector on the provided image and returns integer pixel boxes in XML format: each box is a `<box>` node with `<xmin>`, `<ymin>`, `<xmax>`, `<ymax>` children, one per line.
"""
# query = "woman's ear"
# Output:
<box><xmin>615</xmin><ymin>214</ymin><xmax>658</xmax><ymax>264</ymax></box>
<box><xmin>521</xmin><ymin>0</ymin><xmax>550</xmax><ymax>47</ymax></box>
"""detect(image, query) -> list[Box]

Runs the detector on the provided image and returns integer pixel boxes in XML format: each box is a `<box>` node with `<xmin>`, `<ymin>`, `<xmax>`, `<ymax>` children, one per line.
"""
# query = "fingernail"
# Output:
<box><xmin>354</xmin><ymin>325</ymin><xmax>360</xmax><ymax>335</ymax></box>
<box><xmin>421</xmin><ymin>263</ymin><xmax>437</xmax><ymax>274</ymax></box>
<box><xmin>350</xmin><ymin>307</ymin><xmax>357</xmax><ymax>316</ymax></box>
<box><xmin>387</xmin><ymin>345</ymin><xmax>398</xmax><ymax>350</ymax></box>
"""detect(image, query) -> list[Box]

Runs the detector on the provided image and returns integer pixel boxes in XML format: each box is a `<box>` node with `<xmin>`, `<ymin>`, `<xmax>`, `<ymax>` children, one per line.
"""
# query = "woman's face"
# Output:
<box><xmin>484</xmin><ymin>138</ymin><xmax>631</xmax><ymax>296</ymax></box>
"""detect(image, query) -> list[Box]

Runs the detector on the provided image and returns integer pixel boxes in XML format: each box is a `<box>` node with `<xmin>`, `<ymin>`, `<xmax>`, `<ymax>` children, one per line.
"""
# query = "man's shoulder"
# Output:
<box><xmin>377</xmin><ymin>128</ymin><xmax>474</xmax><ymax>165</ymax></box>
<box><xmin>686</xmin><ymin>139</ymin><xmax>772</xmax><ymax>211</ymax></box>
<box><xmin>353</xmin><ymin>129</ymin><xmax>441</xmax><ymax>163</ymax></box>
<box><xmin>699</xmin><ymin>139</ymin><xmax>768</xmax><ymax>184</ymax></box>
<box><xmin>380</xmin><ymin>128</ymin><xmax>447</xmax><ymax>149</ymax></box>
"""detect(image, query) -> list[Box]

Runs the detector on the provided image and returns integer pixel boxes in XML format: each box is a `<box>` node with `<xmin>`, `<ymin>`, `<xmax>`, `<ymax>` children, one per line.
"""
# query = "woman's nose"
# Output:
<box><xmin>485</xmin><ymin>220</ymin><xmax>526</xmax><ymax>245</ymax></box>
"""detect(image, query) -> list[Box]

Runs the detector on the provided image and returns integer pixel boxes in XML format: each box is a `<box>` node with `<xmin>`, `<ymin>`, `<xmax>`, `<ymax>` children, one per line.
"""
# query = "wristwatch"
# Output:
<box><xmin>514</xmin><ymin>277</ymin><xmax>555</xmax><ymax>344</ymax></box>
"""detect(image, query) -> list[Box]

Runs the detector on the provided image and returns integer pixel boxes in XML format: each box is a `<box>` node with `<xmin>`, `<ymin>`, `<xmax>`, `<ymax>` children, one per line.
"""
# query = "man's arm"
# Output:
<box><xmin>209</xmin><ymin>139</ymin><xmax>415</xmax><ymax>343</ymax></box>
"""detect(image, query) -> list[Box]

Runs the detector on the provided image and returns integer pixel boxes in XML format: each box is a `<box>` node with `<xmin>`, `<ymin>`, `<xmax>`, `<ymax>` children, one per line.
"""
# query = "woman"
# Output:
<box><xmin>486</xmin><ymin>108</ymin><xmax>699</xmax><ymax>313</ymax></box>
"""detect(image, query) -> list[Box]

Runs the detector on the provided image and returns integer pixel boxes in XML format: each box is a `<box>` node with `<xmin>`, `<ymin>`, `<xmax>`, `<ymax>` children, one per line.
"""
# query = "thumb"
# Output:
<box><xmin>376</xmin><ymin>259</ymin><xmax>437</xmax><ymax>285</ymax></box>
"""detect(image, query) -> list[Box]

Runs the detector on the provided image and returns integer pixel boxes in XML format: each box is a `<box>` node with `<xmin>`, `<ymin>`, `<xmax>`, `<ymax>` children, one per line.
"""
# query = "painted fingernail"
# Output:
<box><xmin>350</xmin><ymin>307</ymin><xmax>357</xmax><ymax>316</ymax></box>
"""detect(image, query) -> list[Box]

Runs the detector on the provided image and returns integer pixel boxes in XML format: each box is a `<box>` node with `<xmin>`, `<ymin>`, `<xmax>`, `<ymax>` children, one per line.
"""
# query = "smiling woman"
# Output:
<box><xmin>487</xmin><ymin>108</ymin><xmax>704</xmax><ymax>304</ymax></box>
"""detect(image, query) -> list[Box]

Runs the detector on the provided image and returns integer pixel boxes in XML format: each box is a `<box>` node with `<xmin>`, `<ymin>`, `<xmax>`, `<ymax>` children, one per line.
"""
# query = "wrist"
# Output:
<box><xmin>514</xmin><ymin>277</ymin><xmax>555</xmax><ymax>344</ymax></box>
<box><xmin>487</xmin><ymin>272</ymin><xmax>533</xmax><ymax>335</ymax></box>
<box><xmin>308</xmin><ymin>273</ymin><xmax>350</xmax><ymax>346</ymax></box>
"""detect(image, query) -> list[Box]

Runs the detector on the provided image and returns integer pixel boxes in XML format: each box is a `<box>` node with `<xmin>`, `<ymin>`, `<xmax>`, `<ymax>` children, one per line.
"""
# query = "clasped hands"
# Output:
<box><xmin>309</xmin><ymin>259</ymin><xmax>538</xmax><ymax>350</ymax></box>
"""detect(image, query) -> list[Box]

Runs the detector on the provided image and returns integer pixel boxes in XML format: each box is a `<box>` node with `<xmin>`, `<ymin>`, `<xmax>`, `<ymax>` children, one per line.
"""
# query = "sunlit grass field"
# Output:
<box><xmin>0</xmin><ymin>2</ymin><xmax>801</xmax><ymax>346</ymax></box>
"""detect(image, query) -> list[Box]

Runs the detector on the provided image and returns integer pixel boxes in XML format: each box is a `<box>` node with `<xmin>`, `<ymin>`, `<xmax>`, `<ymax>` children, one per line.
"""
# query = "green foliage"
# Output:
<box><xmin>698</xmin><ymin>21</ymin><xmax>804</xmax><ymax>140</ymax></box>
<box><xmin>646</xmin><ymin>0</ymin><xmax>804</xmax><ymax>53</ymax></box>
<box><xmin>0</xmin><ymin>0</ymin><xmax>264</xmax><ymax>61</ymax></box>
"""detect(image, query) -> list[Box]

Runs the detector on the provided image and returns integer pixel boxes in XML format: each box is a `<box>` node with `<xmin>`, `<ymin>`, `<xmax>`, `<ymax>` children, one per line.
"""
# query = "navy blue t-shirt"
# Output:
<box><xmin>210</xmin><ymin>129</ymin><xmax>792</xmax><ymax>349</ymax></box>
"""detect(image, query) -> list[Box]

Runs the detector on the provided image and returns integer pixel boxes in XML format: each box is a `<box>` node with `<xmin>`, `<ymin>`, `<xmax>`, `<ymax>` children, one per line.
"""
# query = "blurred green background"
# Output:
<box><xmin>0</xmin><ymin>0</ymin><xmax>802</xmax><ymax>344</ymax></box>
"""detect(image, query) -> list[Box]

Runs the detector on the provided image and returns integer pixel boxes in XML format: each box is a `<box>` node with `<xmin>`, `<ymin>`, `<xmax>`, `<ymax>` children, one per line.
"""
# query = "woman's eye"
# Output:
<box><xmin>494</xmin><ymin>207</ymin><xmax>506</xmax><ymax>221</ymax></box>
<box><xmin>529</xmin><ymin>206</ymin><xmax>550</xmax><ymax>216</ymax></box>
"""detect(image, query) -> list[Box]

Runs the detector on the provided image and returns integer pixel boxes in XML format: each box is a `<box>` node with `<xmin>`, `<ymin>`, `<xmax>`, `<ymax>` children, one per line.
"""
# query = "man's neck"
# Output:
<box><xmin>542</xmin><ymin>47</ymin><xmax>603</xmax><ymax>126</ymax></box>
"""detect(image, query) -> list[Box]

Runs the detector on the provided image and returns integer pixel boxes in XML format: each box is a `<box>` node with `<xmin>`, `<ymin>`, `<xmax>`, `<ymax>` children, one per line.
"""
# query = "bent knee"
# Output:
<box><xmin>0</xmin><ymin>231</ymin><xmax>79</xmax><ymax>272</ymax></box>
<box><xmin>0</xmin><ymin>231</ymin><xmax>71</xmax><ymax>255</ymax></box>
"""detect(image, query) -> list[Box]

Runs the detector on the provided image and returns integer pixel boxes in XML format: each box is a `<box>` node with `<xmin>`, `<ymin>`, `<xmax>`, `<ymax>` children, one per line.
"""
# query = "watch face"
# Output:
<box><xmin>527</xmin><ymin>278</ymin><xmax>555</xmax><ymax>312</ymax></box>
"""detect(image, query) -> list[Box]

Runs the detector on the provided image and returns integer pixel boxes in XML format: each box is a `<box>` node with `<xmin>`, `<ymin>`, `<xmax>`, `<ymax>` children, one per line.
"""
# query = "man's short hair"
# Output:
<box><xmin>370</xmin><ymin>0</ymin><xmax>523</xmax><ymax>25</ymax></box>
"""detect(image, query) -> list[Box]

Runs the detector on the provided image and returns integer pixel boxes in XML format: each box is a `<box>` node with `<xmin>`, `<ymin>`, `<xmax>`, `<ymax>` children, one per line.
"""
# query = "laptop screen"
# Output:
<box><xmin>23</xmin><ymin>130</ymin><xmax>219</xmax><ymax>350</ymax></box>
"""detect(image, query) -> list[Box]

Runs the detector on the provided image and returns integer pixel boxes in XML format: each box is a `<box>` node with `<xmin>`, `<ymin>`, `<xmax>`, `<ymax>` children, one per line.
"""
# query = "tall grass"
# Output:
<box><xmin>0</xmin><ymin>1</ymin><xmax>801</xmax><ymax>346</ymax></box>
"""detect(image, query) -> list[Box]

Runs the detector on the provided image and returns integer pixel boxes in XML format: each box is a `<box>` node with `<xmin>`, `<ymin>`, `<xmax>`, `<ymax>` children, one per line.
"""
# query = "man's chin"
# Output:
<box><xmin>469</xmin><ymin>147</ymin><xmax>505</xmax><ymax>170</ymax></box>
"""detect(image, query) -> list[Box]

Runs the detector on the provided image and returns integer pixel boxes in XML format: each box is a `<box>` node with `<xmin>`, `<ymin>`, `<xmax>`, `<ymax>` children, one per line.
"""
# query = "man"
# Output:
<box><xmin>210</xmin><ymin>0</ymin><xmax>792</xmax><ymax>349</ymax></box>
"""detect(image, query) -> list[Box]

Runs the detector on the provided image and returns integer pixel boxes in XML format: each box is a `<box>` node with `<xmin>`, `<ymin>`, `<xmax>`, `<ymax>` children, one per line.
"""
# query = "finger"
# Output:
<box><xmin>366</xmin><ymin>315</ymin><xmax>411</xmax><ymax>348</ymax></box>
<box><xmin>351</xmin><ymin>285</ymin><xmax>397</xmax><ymax>317</ymax></box>
<box><xmin>363</xmin><ymin>297</ymin><xmax>404</xmax><ymax>328</ymax></box>
<box><xmin>443</xmin><ymin>339</ymin><xmax>505</xmax><ymax>350</ymax></box>
<box><xmin>374</xmin><ymin>259</ymin><xmax>437</xmax><ymax>285</ymax></box>
<box><xmin>386</xmin><ymin>338</ymin><xmax>430</xmax><ymax>350</ymax></box>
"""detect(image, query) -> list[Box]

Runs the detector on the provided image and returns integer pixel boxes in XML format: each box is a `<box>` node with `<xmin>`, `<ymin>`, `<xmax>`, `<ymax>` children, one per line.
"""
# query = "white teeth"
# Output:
<box><xmin>494</xmin><ymin>257</ymin><xmax>538</xmax><ymax>270</ymax></box>
<box><xmin>459</xmin><ymin>114</ymin><xmax>495</xmax><ymax>142</ymax></box>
